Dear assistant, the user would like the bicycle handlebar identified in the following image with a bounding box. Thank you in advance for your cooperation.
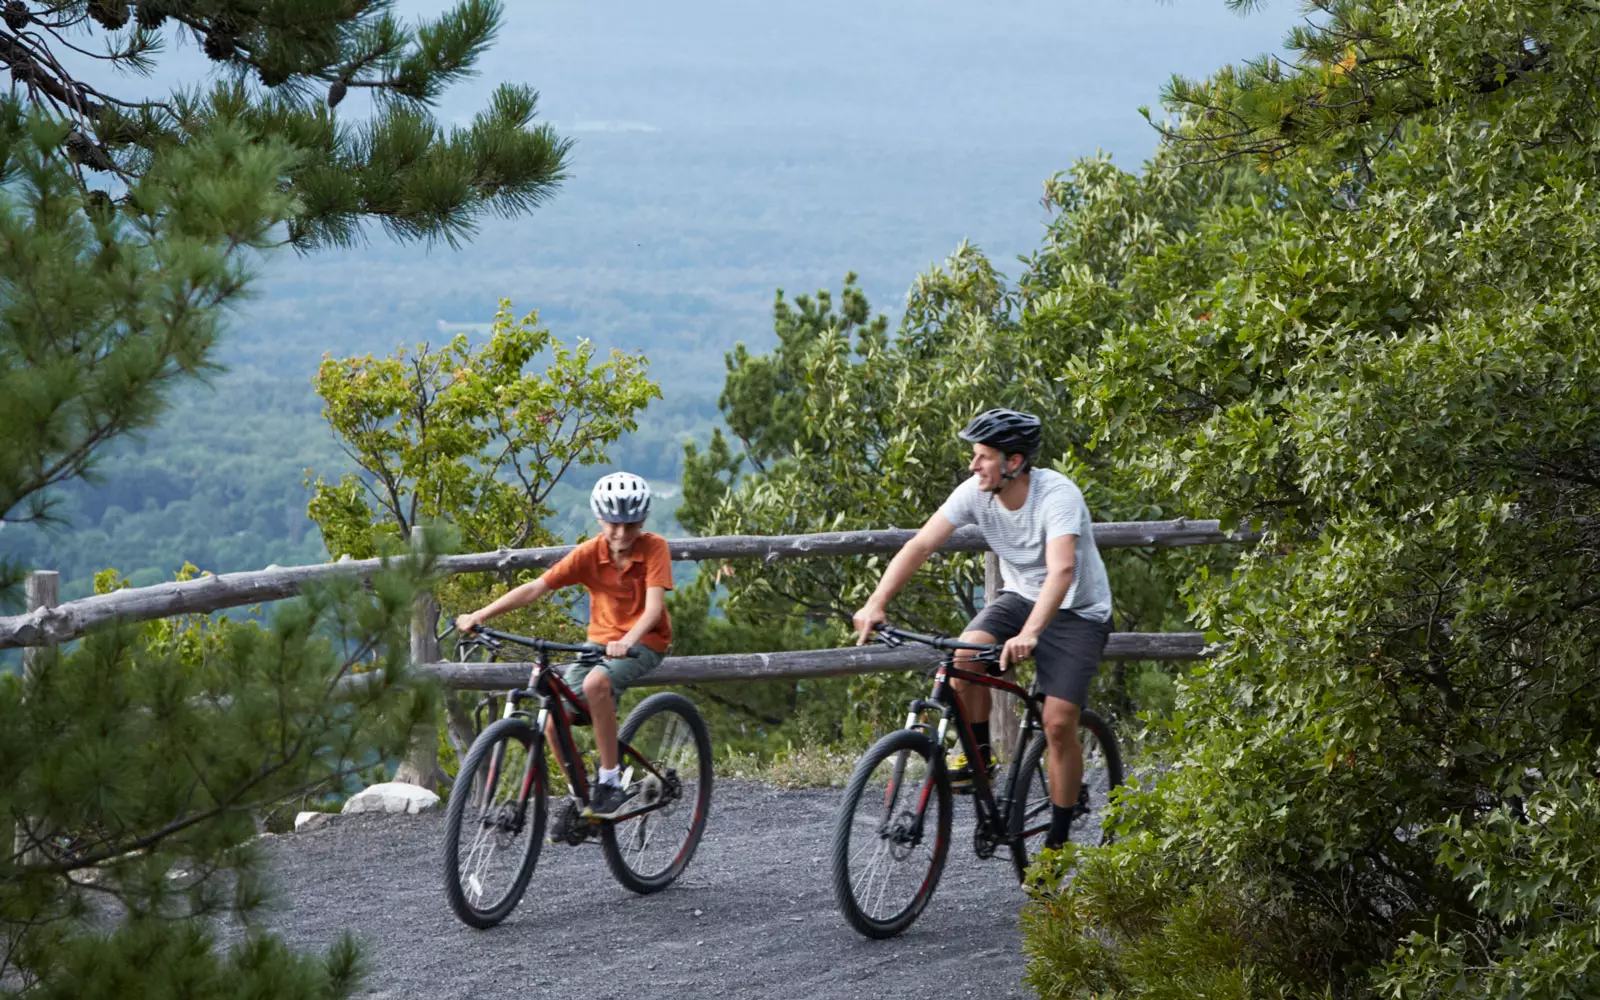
[460,624,640,658]
[873,623,1001,658]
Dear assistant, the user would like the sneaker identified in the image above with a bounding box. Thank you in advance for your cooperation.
[584,781,636,819]
[946,751,994,792]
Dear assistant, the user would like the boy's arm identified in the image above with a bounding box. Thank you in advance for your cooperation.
[852,511,957,643]
[609,586,666,658]
[456,577,553,634]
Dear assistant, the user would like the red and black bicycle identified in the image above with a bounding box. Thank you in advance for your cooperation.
[440,626,712,929]
[829,623,1123,939]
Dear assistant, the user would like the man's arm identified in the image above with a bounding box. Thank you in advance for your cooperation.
[610,586,667,658]
[999,534,1076,670]
[456,577,553,633]
[852,511,958,643]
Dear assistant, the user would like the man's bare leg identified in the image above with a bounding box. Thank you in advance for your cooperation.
[1041,695,1083,808]
[952,628,996,727]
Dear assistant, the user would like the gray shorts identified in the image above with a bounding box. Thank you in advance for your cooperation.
[966,592,1111,708]
[562,645,665,700]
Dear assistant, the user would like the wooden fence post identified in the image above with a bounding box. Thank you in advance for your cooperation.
[13,571,58,864]
[393,528,442,791]
[984,554,1021,765]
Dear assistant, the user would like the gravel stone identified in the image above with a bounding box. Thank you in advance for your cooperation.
[249,780,1033,999]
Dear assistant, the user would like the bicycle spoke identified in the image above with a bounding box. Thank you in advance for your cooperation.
[603,695,712,893]
[833,733,948,936]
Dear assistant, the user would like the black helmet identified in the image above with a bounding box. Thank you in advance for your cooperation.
[958,408,1042,457]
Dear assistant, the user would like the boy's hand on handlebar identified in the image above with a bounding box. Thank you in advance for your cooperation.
[1000,632,1038,672]
[605,640,634,659]
[852,603,886,645]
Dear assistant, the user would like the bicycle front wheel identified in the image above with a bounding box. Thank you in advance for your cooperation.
[830,728,951,939]
[441,717,548,928]
[601,692,713,894]
[1007,707,1123,881]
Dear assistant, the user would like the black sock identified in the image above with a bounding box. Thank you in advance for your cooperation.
[971,722,991,766]
[1045,803,1074,849]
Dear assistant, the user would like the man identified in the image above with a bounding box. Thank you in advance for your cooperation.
[456,471,671,818]
[852,408,1113,848]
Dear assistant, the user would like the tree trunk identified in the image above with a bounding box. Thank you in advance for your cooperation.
[14,571,57,864]
[393,529,442,790]
[984,554,1022,766]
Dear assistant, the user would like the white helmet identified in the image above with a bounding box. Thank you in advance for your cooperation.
[590,472,652,524]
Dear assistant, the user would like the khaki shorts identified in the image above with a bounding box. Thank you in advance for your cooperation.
[562,645,664,699]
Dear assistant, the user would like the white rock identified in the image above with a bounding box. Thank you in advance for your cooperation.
[294,811,333,833]
[341,781,440,816]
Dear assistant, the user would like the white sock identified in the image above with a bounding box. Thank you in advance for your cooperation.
[599,765,621,787]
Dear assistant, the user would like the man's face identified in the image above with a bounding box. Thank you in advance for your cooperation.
[599,519,643,550]
[968,443,1017,490]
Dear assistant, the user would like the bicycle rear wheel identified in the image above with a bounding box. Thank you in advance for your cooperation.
[441,717,548,928]
[830,728,951,939]
[1007,707,1123,881]
[601,692,713,894]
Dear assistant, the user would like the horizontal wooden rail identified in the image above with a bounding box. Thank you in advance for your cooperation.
[0,519,1252,650]
[410,632,1209,691]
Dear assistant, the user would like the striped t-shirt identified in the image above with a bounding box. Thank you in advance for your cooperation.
[939,469,1112,622]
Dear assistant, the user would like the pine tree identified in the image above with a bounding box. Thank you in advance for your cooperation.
[1,4,568,993]
[0,0,570,533]
[0,0,569,250]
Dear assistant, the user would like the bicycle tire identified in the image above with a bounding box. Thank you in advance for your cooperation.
[830,728,952,939]
[441,717,548,928]
[1007,707,1123,882]
[601,692,713,894]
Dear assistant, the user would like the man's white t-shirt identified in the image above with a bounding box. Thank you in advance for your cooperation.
[939,469,1113,623]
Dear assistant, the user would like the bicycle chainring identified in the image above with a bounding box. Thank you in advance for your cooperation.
[973,818,1000,860]
[549,796,593,846]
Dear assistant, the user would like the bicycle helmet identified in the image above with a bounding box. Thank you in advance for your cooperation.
[590,472,652,523]
[958,408,1042,458]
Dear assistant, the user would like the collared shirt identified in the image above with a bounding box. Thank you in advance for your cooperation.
[541,533,674,652]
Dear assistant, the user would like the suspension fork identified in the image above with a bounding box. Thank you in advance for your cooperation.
[883,670,957,840]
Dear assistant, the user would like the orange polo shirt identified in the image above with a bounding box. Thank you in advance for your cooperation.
[540,533,673,653]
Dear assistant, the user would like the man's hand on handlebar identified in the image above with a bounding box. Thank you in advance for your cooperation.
[852,602,886,646]
[455,612,485,635]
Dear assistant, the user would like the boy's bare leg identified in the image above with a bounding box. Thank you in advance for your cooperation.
[583,669,620,772]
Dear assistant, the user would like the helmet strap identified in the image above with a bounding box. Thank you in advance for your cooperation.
[985,454,1025,493]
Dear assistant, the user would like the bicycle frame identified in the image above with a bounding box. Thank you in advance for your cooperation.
[465,628,676,828]
[870,621,1053,853]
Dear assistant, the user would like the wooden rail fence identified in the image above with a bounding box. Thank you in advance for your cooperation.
[6,519,1251,787]
[0,519,1249,650]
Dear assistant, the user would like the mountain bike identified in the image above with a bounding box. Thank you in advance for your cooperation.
[829,623,1123,939]
[440,625,713,929]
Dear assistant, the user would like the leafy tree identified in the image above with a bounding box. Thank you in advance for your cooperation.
[307,298,661,560]
[674,230,1246,738]
[1,557,433,997]
[306,300,661,782]
[1015,3,1600,997]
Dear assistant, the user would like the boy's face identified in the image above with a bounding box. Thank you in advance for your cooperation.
[599,519,643,550]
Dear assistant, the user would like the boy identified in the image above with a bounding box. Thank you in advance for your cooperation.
[456,471,672,818]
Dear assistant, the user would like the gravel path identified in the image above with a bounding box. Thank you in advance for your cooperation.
[252,780,1034,1000]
